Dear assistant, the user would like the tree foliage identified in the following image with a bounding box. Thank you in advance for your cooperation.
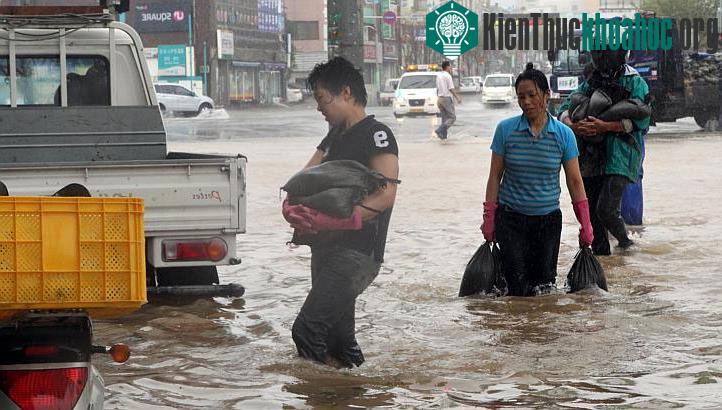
[641,0,717,20]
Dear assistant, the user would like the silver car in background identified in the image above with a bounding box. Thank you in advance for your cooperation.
[154,83,214,116]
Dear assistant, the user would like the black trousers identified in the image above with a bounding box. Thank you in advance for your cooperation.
[495,206,562,297]
[584,175,632,255]
[291,246,380,367]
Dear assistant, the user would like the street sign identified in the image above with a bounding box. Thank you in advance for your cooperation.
[383,10,396,25]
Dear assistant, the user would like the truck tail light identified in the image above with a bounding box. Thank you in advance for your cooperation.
[162,238,228,262]
[0,367,87,410]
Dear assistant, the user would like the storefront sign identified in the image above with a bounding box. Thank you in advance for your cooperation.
[134,0,191,33]
[263,62,287,71]
[158,44,187,76]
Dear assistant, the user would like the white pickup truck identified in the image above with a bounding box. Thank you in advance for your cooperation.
[0,10,245,290]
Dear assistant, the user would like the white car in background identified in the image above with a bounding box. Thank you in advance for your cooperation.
[379,78,400,106]
[481,73,515,105]
[286,87,303,103]
[154,83,214,116]
[459,77,481,93]
[393,71,441,117]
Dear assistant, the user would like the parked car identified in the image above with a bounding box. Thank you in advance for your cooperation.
[468,76,484,92]
[154,83,214,116]
[286,87,303,103]
[459,77,481,93]
[379,78,400,106]
[392,72,440,117]
[481,73,515,105]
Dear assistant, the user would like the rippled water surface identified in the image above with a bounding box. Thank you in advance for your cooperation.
[96,104,722,408]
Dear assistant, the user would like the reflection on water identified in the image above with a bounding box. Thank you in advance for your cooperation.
[96,110,722,408]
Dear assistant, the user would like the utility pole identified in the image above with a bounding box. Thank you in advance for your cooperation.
[328,0,363,69]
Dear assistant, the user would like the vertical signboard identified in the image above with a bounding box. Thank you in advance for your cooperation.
[158,44,187,76]
[258,0,283,33]
[217,29,235,59]
[382,0,397,39]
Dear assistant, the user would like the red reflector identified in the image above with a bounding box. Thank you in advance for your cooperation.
[176,242,207,260]
[23,345,59,357]
[0,367,88,410]
[162,238,228,262]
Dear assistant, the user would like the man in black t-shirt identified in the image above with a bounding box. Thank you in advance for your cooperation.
[281,57,399,368]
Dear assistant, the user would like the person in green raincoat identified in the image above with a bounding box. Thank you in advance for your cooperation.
[557,48,650,255]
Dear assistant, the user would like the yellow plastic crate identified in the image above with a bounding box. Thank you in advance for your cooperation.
[0,197,146,320]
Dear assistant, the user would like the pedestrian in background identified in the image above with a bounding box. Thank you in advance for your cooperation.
[281,57,399,368]
[481,63,593,296]
[434,60,462,140]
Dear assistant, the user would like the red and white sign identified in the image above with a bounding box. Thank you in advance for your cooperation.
[363,43,376,62]
[383,11,396,25]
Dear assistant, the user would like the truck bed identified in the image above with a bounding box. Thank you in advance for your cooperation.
[0,153,246,236]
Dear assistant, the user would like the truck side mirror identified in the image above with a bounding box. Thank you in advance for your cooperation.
[547,50,557,62]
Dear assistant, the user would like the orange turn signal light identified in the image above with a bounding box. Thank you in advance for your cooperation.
[206,238,228,262]
[109,344,131,363]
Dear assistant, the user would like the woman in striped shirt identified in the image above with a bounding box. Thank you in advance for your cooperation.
[480,63,593,296]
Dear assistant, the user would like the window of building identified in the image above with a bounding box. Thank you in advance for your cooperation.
[287,21,319,40]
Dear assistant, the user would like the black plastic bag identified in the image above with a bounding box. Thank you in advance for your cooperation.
[566,247,608,292]
[282,160,389,198]
[52,183,91,197]
[459,241,504,297]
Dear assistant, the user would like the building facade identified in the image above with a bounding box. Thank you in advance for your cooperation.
[126,0,287,106]
[286,0,327,88]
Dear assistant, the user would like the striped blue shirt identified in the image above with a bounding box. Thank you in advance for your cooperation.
[490,113,579,216]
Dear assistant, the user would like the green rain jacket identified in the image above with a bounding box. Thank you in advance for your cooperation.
[558,66,650,182]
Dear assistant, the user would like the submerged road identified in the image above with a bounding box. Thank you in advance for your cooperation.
[97,100,722,408]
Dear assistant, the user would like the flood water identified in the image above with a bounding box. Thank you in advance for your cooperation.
[96,103,722,408]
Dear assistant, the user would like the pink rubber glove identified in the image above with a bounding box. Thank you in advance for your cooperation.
[480,201,498,241]
[573,198,594,247]
[301,206,363,231]
[282,199,313,230]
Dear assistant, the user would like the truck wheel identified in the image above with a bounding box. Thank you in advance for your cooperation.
[155,266,219,286]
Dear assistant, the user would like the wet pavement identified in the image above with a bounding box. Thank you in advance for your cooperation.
[96,100,722,408]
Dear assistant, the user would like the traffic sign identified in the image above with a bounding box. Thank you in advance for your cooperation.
[383,11,396,25]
